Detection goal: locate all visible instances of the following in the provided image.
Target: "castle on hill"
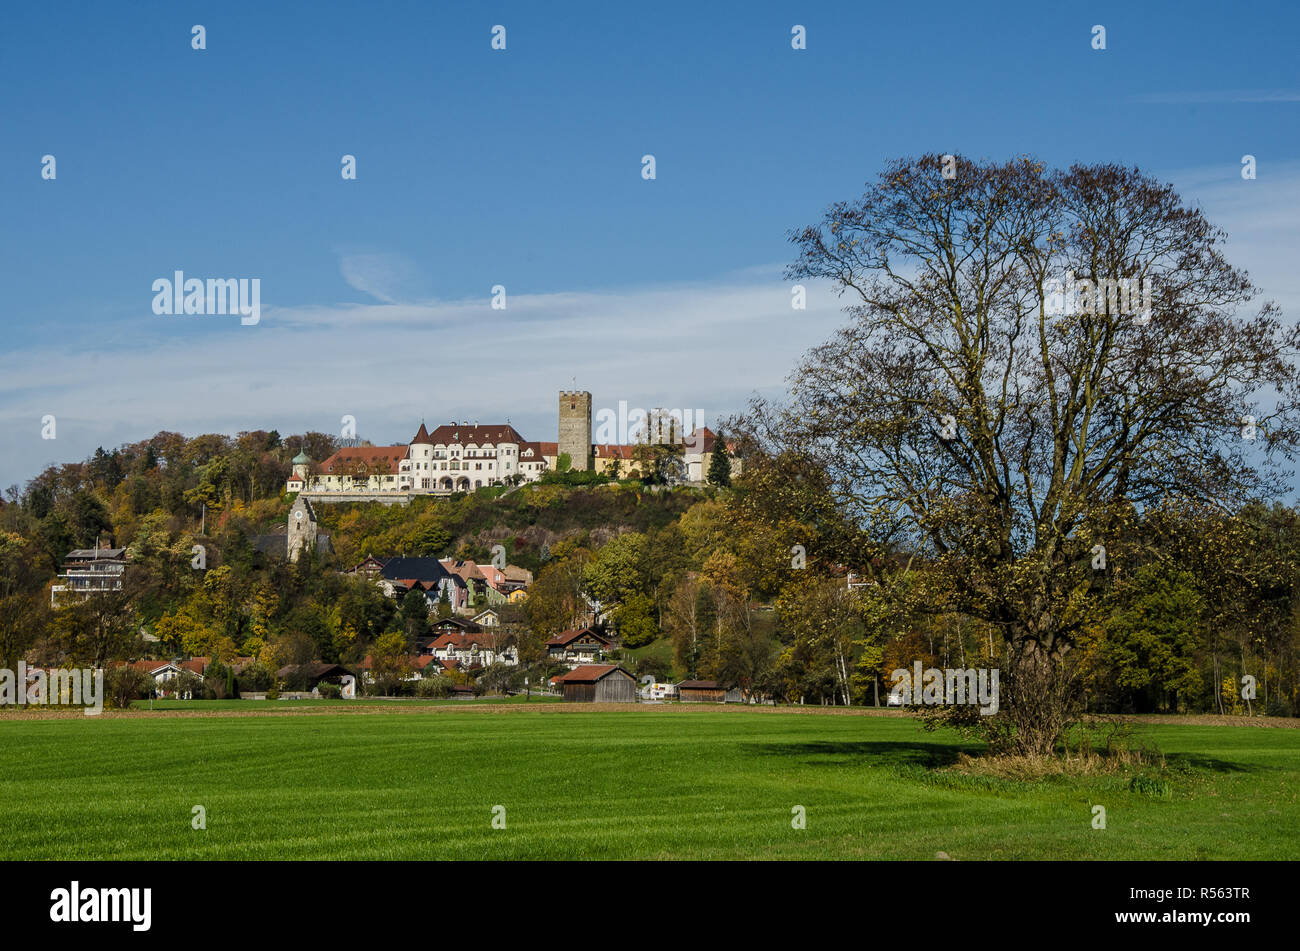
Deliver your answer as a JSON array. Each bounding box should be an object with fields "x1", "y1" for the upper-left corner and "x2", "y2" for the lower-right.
[{"x1": 286, "y1": 390, "x2": 737, "y2": 502}]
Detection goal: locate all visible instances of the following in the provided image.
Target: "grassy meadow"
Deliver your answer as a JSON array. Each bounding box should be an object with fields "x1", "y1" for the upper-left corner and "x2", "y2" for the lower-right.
[{"x1": 0, "y1": 705, "x2": 1296, "y2": 860}]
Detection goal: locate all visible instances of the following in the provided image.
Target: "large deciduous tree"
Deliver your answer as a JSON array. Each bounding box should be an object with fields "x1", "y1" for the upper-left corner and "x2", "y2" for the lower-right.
[{"x1": 737, "y1": 155, "x2": 1300, "y2": 754}]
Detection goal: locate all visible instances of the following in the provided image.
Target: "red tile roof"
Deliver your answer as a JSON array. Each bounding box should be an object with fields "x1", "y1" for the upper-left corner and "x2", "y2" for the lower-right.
[
  {"x1": 519, "y1": 440, "x2": 559, "y2": 459},
  {"x1": 426, "y1": 424, "x2": 526, "y2": 446},
  {"x1": 428, "y1": 632, "x2": 499, "y2": 651},
  {"x1": 545, "y1": 628, "x2": 610, "y2": 647},
  {"x1": 440, "y1": 560, "x2": 487, "y2": 583},
  {"x1": 319, "y1": 445, "x2": 408, "y2": 474}
]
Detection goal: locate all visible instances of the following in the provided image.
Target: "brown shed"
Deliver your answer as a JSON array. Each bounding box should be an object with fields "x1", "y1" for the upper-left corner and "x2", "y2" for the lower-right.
[
  {"x1": 555, "y1": 664, "x2": 638, "y2": 703},
  {"x1": 677, "y1": 680, "x2": 726, "y2": 703}
]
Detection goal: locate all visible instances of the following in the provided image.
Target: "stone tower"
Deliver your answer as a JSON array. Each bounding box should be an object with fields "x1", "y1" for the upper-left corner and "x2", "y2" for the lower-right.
[
  {"x1": 288, "y1": 496, "x2": 317, "y2": 563},
  {"x1": 558, "y1": 389, "x2": 592, "y2": 471}
]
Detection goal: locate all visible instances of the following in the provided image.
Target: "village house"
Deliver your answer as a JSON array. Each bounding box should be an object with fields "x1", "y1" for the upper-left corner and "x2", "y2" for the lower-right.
[
  {"x1": 376, "y1": 557, "x2": 468, "y2": 610},
  {"x1": 51, "y1": 544, "x2": 129, "y2": 607},
  {"x1": 546, "y1": 628, "x2": 614, "y2": 668},
  {"x1": 440, "y1": 559, "x2": 509, "y2": 608},
  {"x1": 428, "y1": 616, "x2": 480, "y2": 636},
  {"x1": 347, "y1": 554, "x2": 388, "y2": 579},
  {"x1": 113, "y1": 658, "x2": 207, "y2": 697},
  {"x1": 349, "y1": 557, "x2": 530, "y2": 613},
  {"x1": 425, "y1": 630, "x2": 518, "y2": 669}
]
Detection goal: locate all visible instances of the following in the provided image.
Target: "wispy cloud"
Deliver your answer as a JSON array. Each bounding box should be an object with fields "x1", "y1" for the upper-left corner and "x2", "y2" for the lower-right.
[
  {"x1": 5, "y1": 165, "x2": 1298, "y2": 493},
  {"x1": 0, "y1": 269, "x2": 843, "y2": 488},
  {"x1": 337, "y1": 252, "x2": 420, "y2": 304}
]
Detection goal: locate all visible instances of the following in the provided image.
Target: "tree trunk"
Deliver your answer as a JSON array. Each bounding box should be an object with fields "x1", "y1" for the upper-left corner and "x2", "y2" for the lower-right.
[{"x1": 1002, "y1": 638, "x2": 1083, "y2": 756}]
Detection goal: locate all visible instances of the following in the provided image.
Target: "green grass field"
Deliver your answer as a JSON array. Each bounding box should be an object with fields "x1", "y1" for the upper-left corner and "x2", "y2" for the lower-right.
[{"x1": 1, "y1": 707, "x2": 1296, "y2": 859}]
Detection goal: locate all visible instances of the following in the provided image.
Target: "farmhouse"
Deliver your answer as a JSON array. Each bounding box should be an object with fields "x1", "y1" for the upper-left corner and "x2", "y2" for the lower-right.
[
  {"x1": 546, "y1": 627, "x2": 613, "y2": 667},
  {"x1": 426, "y1": 630, "x2": 518, "y2": 668},
  {"x1": 552, "y1": 665, "x2": 637, "y2": 703}
]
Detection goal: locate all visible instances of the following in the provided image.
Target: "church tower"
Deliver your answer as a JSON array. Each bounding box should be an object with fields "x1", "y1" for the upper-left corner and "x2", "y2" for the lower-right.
[
  {"x1": 558, "y1": 389, "x2": 592, "y2": 471},
  {"x1": 288, "y1": 496, "x2": 317, "y2": 563}
]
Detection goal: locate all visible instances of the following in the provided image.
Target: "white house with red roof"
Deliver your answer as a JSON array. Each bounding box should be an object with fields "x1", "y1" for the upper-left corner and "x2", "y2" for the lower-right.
[{"x1": 426, "y1": 630, "x2": 518, "y2": 668}]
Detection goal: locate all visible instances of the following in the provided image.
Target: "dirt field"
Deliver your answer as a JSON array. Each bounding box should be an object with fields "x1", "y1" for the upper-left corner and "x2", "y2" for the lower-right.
[{"x1": 0, "y1": 700, "x2": 1294, "y2": 726}]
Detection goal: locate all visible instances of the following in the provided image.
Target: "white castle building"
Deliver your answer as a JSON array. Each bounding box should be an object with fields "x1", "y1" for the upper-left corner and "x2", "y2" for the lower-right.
[
  {"x1": 289, "y1": 422, "x2": 552, "y2": 500},
  {"x1": 287, "y1": 391, "x2": 737, "y2": 503}
]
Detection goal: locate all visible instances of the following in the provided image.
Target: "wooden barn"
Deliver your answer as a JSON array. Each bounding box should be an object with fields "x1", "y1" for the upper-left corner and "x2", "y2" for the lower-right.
[
  {"x1": 554, "y1": 664, "x2": 637, "y2": 703},
  {"x1": 677, "y1": 680, "x2": 726, "y2": 703}
]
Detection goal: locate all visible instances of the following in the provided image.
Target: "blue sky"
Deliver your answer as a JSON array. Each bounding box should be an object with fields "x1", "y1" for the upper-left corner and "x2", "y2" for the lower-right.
[{"x1": 2, "y1": 0, "x2": 1299, "y2": 488}]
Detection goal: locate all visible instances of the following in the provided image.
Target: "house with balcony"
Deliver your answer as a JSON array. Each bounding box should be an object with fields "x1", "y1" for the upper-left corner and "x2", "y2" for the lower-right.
[
  {"x1": 51, "y1": 546, "x2": 129, "y2": 606},
  {"x1": 545, "y1": 627, "x2": 614, "y2": 668}
]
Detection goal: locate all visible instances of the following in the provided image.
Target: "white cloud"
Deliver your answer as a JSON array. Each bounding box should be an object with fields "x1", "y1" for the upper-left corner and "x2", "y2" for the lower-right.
[
  {"x1": 0, "y1": 269, "x2": 843, "y2": 488},
  {"x1": 5, "y1": 165, "x2": 1296, "y2": 492},
  {"x1": 337, "y1": 252, "x2": 421, "y2": 304}
]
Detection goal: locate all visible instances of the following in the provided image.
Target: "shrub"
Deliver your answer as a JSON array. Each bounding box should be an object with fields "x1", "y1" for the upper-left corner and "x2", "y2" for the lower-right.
[
  {"x1": 539, "y1": 469, "x2": 611, "y2": 487},
  {"x1": 416, "y1": 676, "x2": 453, "y2": 698},
  {"x1": 169, "y1": 670, "x2": 204, "y2": 699},
  {"x1": 202, "y1": 662, "x2": 234, "y2": 700},
  {"x1": 236, "y1": 663, "x2": 274, "y2": 692},
  {"x1": 105, "y1": 666, "x2": 150, "y2": 709}
]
